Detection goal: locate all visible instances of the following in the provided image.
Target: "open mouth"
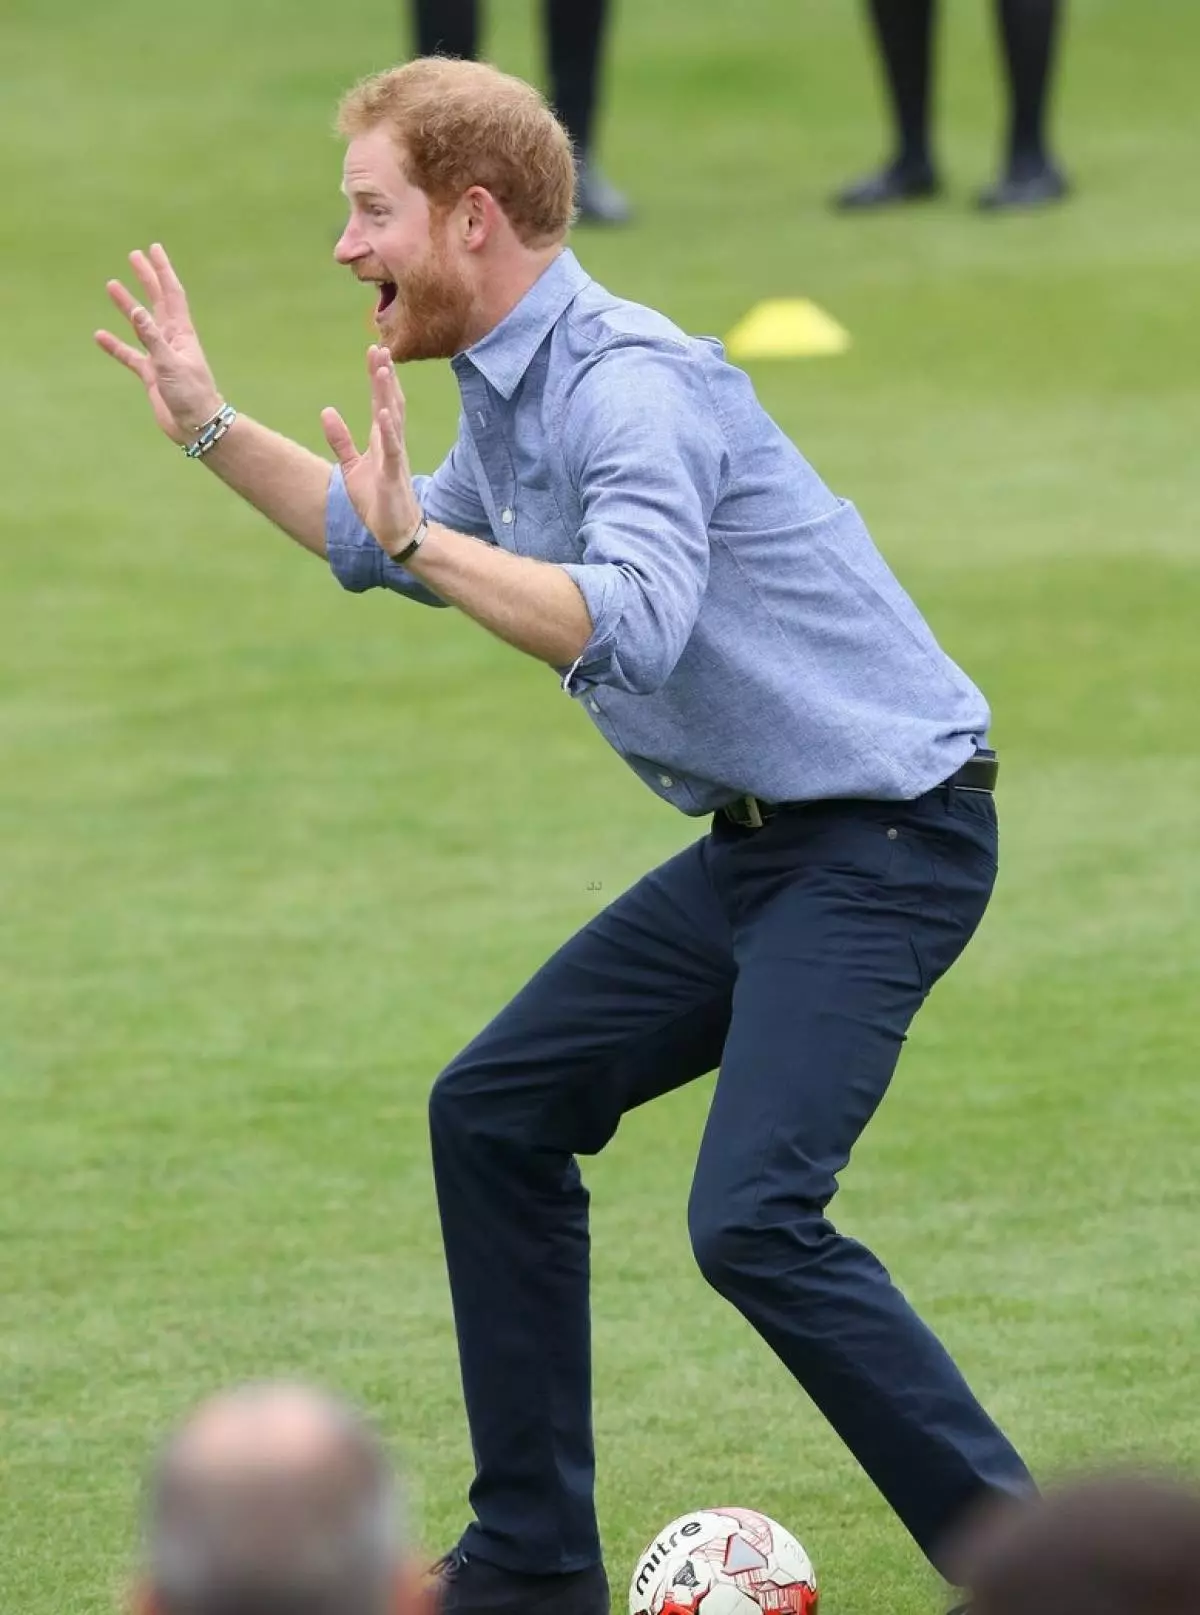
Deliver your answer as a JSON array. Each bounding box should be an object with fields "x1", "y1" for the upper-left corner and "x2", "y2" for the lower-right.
[{"x1": 375, "y1": 280, "x2": 398, "y2": 317}]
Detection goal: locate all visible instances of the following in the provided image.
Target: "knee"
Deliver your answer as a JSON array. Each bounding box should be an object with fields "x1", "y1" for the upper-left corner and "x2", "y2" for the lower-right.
[
  {"x1": 427, "y1": 1051, "x2": 544, "y2": 1155},
  {"x1": 687, "y1": 1195, "x2": 755, "y2": 1294},
  {"x1": 687, "y1": 1191, "x2": 828, "y2": 1295},
  {"x1": 427, "y1": 1055, "x2": 481, "y2": 1148}
]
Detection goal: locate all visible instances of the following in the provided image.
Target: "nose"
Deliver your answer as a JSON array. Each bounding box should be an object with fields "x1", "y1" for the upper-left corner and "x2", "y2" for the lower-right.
[{"x1": 333, "y1": 219, "x2": 366, "y2": 264}]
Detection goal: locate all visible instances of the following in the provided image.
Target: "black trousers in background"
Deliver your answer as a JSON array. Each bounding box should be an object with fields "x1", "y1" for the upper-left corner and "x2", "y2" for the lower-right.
[
  {"x1": 411, "y1": 0, "x2": 611, "y2": 156},
  {"x1": 429, "y1": 786, "x2": 1034, "y2": 1575},
  {"x1": 865, "y1": 0, "x2": 1065, "y2": 174}
]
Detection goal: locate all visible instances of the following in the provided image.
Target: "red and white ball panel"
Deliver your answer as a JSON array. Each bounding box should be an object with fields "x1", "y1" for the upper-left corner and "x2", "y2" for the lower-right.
[{"x1": 628, "y1": 1507, "x2": 818, "y2": 1615}]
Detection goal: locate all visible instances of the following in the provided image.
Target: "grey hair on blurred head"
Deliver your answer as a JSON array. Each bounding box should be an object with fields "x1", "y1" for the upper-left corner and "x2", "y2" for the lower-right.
[{"x1": 143, "y1": 1383, "x2": 405, "y2": 1615}]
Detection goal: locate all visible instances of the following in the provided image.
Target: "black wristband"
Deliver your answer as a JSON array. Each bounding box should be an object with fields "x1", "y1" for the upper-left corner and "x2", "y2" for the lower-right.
[{"x1": 391, "y1": 511, "x2": 428, "y2": 565}]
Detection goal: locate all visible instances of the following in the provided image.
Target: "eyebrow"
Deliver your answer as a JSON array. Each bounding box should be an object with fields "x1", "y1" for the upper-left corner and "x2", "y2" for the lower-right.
[{"x1": 340, "y1": 184, "x2": 391, "y2": 204}]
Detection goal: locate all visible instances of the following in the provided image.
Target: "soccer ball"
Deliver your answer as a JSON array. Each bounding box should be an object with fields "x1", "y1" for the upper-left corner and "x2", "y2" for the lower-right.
[{"x1": 628, "y1": 1507, "x2": 818, "y2": 1615}]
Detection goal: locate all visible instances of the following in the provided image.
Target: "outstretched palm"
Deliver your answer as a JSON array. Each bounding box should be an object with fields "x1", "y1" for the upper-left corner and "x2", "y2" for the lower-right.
[
  {"x1": 95, "y1": 244, "x2": 223, "y2": 442},
  {"x1": 321, "y1": 345, "x2": 422, "y2": 555}
]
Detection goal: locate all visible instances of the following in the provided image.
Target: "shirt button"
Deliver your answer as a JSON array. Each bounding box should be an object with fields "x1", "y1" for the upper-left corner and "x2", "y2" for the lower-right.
[
  {"x1": 658, "y1": 774, "x2": 675, "y2": 788},
  {"x1": 500, "y1": 507, "x2": 514, "y2": 525},
  {"x1": 588, "y1": 699, "x2": 599, "y2": 712}
]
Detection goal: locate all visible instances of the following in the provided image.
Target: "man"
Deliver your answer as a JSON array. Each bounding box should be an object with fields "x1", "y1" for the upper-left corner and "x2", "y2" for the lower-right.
[
  {"x1": 409, "y1": 0, "x2": 631, "y2": 224},
  {"x1": 957, "y1": 1472, "x2": 1200, "y2": 1615},
  {"x1": 135, "y1": 1382, "x2": 414, "y2": 1615},
  {"x1": 96, "y1": 56, "x2": 1033, "y2": 1615},
  {"x1": 836, "y1": 0, "x2": 1069, "y2": 211}
]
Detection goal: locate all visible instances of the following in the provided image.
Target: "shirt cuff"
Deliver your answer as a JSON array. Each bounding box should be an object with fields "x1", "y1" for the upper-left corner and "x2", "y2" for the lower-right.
[
  {"x1": 556, "y1": 563, "x2": 620, "y2": 694},
  {"x1": 325, "y1": 467, "x2": 447, "y2": 606},
  {"x1": 325, "y1": 465, "x2": 381, "y2": 592}
]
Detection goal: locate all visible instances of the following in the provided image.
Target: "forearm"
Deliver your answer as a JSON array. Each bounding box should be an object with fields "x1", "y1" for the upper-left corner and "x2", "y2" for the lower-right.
[
  {"x1": 201, "y1": 415, "x2": 332, "y2": 556},
  {"x1": 405, "y1": 521, "x2": 593, "y2": 666}
]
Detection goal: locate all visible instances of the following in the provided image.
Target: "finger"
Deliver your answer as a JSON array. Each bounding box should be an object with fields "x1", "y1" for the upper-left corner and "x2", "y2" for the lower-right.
[
  {"x1": 126, "y1": 302, "x2": 169, "y2": 355},
  {"x1": 149, "y1": 242, "x2": 191, "y2": 325},
  {"x1": 105, "y1": 277, "x2": 142, "y2": 324},
  {"x1": 94, "y1": 328, "x2": 153, "y2": 381},
  {"x1": 369, "y1": 344, "x2": 397, "y2": 386},
  {"x1": 371, "y1": 349, "x2": 404, "y2": 435},
  {"x1": 129, "y1": 249, "x2": 164, "y2": 314},
  {"x1": 106, "y1": 279, "x2": 166, "y2": 354},
  {"x1": 379, "y1": 351, "x2": 406, "y2": 429},
  {"x1": 377, "y1": 400, "x2": 403, "y2": 469},
  {"x1": 321, "y1": 407, "x2": 359, "y2": 469}
]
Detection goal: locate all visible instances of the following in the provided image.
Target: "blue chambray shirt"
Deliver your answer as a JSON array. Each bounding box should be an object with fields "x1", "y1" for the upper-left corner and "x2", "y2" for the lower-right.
[{"x1": 326, "y1": 250, "x2": 990, "y2": 817}]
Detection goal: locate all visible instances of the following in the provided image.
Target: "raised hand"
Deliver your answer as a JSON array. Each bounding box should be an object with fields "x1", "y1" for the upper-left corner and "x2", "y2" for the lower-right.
[
  {"x1": 95, "y1": 243, "x2": 224, "y2": 443},
  {"x1": 321, "y1": 346, "x2": 423, "y2": 557}
]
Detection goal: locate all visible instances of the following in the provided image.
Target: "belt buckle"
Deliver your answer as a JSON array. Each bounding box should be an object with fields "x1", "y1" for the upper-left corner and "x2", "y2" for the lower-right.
[{"x1": 738, "y1": 794, "x2": 764, "y2": 828}]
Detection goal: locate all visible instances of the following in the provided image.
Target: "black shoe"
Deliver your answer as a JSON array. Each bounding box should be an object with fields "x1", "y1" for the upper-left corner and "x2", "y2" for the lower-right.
[
  {"x1": 976, "y1": 162, "x2": 1069, "y2": 211},
  {"x1": 833, "y1": 160, "x2": 941, "y2": 210},
  {"x1": 432, "y1": 1546, "x2": 610, "y2": 1615},
  {"x1": 575, "y1": 159, "x2": 632, "y2": 226}
]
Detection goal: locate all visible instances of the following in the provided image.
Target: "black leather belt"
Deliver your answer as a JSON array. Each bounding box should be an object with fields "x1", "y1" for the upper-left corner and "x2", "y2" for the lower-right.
[{"x1": 719, "y1": 749, "x2": 998, "y2": 830}]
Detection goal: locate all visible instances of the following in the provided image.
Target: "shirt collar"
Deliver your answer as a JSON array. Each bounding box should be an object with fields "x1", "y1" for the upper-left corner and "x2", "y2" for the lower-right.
[{"x1": 452, "y1": 249, "x2": 591, "y2": 400}]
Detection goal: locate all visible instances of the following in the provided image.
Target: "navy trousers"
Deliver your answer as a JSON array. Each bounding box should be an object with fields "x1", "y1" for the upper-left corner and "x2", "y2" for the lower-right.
[{"x1": 429, "y1": 784, "x2": 1033, "y2": 1576}]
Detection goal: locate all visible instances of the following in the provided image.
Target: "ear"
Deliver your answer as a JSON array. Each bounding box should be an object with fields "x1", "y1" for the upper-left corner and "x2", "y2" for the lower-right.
[{"x1": 459, "y1": 185, "x2": 501, "y2": 252}]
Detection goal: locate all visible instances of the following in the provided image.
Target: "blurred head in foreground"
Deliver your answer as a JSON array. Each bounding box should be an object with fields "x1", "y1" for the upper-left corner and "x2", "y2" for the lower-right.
[
  {"x1": 966, "y1": 1472, "x2": 1200, "y2": 1615},
  {"x1": 137, "y1": 1382, "x2": 415, "y2": 1615}
]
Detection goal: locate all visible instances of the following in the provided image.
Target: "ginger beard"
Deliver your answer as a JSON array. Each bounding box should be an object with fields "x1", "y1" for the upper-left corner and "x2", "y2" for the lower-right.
[{"x1": 373, "y1": 215, "x2": 474, "y2": 362}]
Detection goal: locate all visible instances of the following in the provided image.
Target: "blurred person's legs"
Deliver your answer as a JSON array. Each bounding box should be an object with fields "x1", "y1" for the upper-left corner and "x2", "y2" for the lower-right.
[
  {"x1": 545, "y1": 0, "x2": 631, "y2": 225},
  {"x1": 835, "y1": 0, "x2": 941, "y2": 209},
  {"x1": 978, "y1": 0, "x2": 1069, "y2": 209},
  {"x1": 836, "y1": 0, "x2": 1068, "y2": 212}
]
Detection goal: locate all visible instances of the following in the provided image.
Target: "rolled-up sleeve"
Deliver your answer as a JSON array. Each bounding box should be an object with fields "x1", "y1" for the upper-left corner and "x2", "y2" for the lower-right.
[
  {"x1": 325, "y1": 424, "x2": 491, "y2": 607},
  {"x1": 556, "y1": 343, "x2": 728, "y2": 697}
]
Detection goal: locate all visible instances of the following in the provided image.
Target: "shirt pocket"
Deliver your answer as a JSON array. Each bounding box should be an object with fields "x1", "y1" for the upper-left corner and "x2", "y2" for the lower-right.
[{"x1": 513, "y1": 479, "x2": 583, "y2": 562}]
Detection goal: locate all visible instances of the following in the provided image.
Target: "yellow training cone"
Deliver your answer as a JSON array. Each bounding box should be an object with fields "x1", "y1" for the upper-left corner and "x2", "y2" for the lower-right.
[{"x1": 724, "y1": 298, "x2": 851, "y2": 359}]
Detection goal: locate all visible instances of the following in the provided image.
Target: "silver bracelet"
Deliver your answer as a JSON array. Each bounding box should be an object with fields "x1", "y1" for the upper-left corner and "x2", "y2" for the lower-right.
[
  {"x1": 183, "y1": 403, "x2": 238, "y2": 460},
  {"x1": 390, "y1": 510, "x2": 428, "y2": 565}
]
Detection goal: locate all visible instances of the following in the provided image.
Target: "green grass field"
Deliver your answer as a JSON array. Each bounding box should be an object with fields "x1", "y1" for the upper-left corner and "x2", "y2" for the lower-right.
[{"x1": 2, "y1": 0, "x2": 1199, "y2": 1609}]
